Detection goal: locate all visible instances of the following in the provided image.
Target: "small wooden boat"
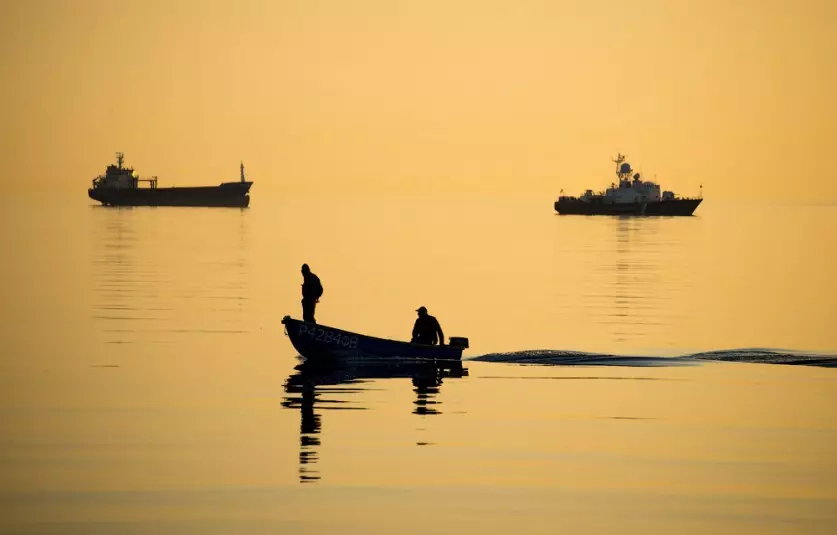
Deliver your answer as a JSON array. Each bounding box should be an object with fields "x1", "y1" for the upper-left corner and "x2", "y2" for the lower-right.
[{"x1": 281, "y1": 316, "x2": 469, "y2": 362}]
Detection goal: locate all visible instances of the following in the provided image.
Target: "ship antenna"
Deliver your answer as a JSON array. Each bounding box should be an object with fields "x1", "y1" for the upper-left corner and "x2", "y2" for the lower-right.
[
  {"x1": 116, "y1": 152, "x2": 124, "y2": 169},
  {"x1": 240, "y1": 161, "x2": 245, "y2": 183}
]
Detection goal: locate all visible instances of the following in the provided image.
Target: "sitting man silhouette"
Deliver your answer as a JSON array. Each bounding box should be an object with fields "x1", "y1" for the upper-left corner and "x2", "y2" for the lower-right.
[{"x1": 411, "y1": 306, "x2": 444, "y2": 345}]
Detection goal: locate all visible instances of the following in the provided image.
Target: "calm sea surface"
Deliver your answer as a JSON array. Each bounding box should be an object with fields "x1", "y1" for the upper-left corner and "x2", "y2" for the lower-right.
[{"x1": 1, "y1": 192, "x2": 836, "y2": 534}]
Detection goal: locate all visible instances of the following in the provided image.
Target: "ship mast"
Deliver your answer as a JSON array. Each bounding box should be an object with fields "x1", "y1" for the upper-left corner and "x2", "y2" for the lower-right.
[
  {"x1": 116, "y1": 152, "x2": 124, "y2": 169},
  {"x1": 613, "y1": 153, "x2": 631, "y2": 185},
  {"x1": 612, "y1": 153, "x2": 626, "y2": 174},
  {"x1": 240, "y1": 161, "x2": 245, "y2": 183}
]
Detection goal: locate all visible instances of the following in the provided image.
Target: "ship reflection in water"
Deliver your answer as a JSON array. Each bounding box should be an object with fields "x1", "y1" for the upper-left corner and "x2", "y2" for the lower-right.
[{"x1": 282, "y1": 358, "x2": 468, "y2": 483}]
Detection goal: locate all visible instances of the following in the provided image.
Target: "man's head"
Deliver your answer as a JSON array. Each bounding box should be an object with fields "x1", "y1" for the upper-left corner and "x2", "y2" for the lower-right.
[
  {"x1": 416, "y1": 306, "x2": 428, "y2": 317},
  {"x1": 301, "y1": 264, "x2": 310, "y2": 275}
]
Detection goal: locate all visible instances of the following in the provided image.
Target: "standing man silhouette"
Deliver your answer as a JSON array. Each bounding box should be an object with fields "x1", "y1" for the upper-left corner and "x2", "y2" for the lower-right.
[{"x1": 300, "y1": 264, "x2": 323, "y2": 323}]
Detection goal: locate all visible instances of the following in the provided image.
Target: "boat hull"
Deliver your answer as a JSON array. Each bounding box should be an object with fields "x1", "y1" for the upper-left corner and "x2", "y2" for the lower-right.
[
  {"x1": 281, "y1": 316, "x2": 466, "y2": 363},
  {"x1": 554, "y1": 198, "x2": 646, "y2": 215},
  {"x1": 554, "y1": 198, "x2": 701, "y2": 216},
  {"x1": 88, "y1": 182, "x2": 252, "y2": 207},
  {"x1": 643, "y1": 198, "x2": 702, "y2": 215}
]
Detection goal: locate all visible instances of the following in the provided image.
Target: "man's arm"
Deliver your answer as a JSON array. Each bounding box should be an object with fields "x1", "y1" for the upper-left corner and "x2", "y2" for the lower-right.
[{"x1": 435, "y1": 319, "x2": 445, "y2": 345}]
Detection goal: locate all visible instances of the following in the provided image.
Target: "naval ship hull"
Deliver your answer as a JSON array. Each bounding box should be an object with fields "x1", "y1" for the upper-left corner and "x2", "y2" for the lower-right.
[
  {"x1": 89, "y1": 182, "x2": 252, "y2": 207},
  {"x1": 644, "y1": 198, "x2": 702, "y2": 215},
  {"x1": 555, "y1": 197, "x2": 701, "y2": 216}
]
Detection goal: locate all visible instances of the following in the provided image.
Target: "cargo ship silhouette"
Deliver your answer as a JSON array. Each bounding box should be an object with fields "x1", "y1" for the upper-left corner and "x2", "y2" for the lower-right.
[{"x1": 88, "y1": 153, "x2": 252, "y2": 207}]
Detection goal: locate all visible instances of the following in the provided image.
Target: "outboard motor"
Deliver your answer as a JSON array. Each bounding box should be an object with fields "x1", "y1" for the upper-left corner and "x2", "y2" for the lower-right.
[{"x1": 448, "y1": 337, "x2": 469, "y2": 349}]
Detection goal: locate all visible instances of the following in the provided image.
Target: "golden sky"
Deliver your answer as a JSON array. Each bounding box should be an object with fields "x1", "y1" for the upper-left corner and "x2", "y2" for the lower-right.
[{"x1": 1, "y1": 0, "x2": 835, "y2": 200}]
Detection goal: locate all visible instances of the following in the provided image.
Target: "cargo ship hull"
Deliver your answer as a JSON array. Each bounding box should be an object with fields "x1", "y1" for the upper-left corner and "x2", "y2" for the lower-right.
[{"x1": 89, "y1": 182, "x2": 252, "y2": 207}]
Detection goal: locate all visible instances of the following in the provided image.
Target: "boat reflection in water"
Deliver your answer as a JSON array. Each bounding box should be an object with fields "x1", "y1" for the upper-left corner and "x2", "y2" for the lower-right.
[{"x1": 281, "y1": 357, "x2": 468, "y2": 483}]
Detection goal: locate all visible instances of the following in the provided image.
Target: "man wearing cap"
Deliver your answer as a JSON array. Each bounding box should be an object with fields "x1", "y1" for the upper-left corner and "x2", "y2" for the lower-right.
[{"x1": 411, "y1": 306, "x2": 445, "y2": 346}]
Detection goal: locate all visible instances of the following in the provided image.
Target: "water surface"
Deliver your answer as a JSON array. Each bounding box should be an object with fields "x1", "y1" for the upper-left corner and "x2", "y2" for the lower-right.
[{"x1": 1, "y1": 193, "x2": 835, "y2": 533}]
